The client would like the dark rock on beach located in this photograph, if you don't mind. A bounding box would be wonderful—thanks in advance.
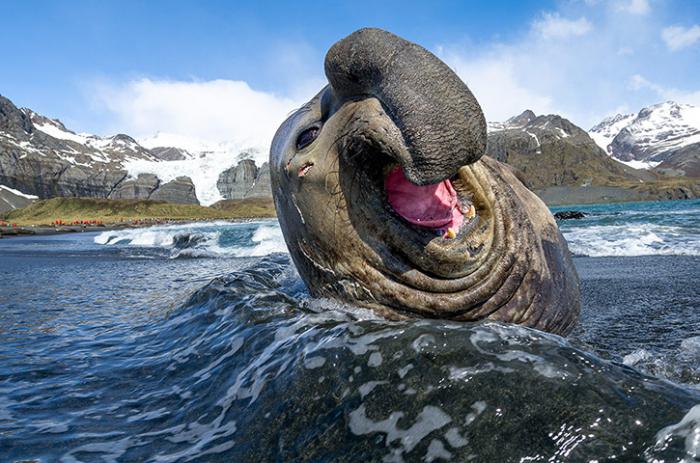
[553,210,587,220]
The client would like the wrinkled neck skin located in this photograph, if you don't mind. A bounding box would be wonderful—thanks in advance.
[270,86,580,335]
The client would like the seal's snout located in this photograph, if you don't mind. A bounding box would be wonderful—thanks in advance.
[325,28,487,185]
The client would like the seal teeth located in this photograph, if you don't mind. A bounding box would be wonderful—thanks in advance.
[466,204,476,219]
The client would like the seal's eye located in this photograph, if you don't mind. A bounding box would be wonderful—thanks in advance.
[296,126,319,150]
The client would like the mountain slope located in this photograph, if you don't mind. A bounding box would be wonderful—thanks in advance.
[487,111,654,188]
[0,92,275,209]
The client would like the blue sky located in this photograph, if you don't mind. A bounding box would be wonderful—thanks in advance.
[1,0,699,147]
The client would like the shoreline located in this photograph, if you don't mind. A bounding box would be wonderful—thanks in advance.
[4,196,697,238]
[0,216,276,239]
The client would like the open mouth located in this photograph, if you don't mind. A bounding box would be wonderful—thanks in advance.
[384,165,468,238]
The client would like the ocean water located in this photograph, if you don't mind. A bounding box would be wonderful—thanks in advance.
[552,199,700,257]
[0,200,698,462]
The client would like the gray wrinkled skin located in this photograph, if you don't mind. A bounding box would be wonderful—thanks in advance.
[270,28,580,335]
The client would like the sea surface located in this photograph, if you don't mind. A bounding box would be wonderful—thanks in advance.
[0,199,699,462]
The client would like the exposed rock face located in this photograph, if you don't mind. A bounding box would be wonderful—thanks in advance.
[0,94,200,206]
[107,174,198,204]
[150,177,199,204]
[590,101,700,176]
[108,174,159,200]
[654,143,700,178]
[217,160,272,200]
[217,160,258,199]
[149,146,191,161]
[247,162,272,198]
[487,110,536,133]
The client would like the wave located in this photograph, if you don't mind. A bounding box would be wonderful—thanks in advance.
[3,255,698,462]
[561,223,700,257]
[91,205,700,259]
[94,221,287,259]
[623,336,700,385]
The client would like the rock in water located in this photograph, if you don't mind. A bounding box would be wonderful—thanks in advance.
[554,210,587,220]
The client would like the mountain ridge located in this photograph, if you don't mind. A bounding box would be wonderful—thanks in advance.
[2,93,699,211]
[0,94,272,208]
[487,109,699,203]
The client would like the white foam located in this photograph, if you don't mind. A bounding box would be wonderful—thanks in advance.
[561,223,700,257]
[93,221,287,258]
[242,225,287,256]
[655,404,700,459]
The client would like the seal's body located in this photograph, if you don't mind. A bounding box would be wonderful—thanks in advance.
[270,29,579,335]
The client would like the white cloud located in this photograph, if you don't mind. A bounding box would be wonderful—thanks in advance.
[437,1,700,128]
[630,74,700,105]
[662,25,700,51]
[629,74,660,92]
[90,78,304,155]
[531,12,592,39]
[616,0,650,15]
[442,52,554,122]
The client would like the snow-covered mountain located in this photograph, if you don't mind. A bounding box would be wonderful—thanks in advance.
[588,113,636,156]
[0,94,271,206]
[589,102,700,175]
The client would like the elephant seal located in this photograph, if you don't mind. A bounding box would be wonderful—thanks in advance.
[270,28,580,335]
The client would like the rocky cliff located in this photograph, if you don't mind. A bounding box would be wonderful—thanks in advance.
[0,185,36,214]
[0,94,201,205]
[216,160,272,200]
[0,93,278,210]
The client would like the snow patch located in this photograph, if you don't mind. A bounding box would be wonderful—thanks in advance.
[617,159,662,170]
[589,113,636,152]
[0,184,38,199]
[34,122,91,145]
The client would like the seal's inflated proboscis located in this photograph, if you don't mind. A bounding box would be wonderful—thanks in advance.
[270,28,580,335]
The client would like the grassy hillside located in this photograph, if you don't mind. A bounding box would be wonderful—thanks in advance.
[2,197,276,226]
[210,197,276,217]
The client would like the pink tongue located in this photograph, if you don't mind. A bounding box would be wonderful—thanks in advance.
[385,166,463,230]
